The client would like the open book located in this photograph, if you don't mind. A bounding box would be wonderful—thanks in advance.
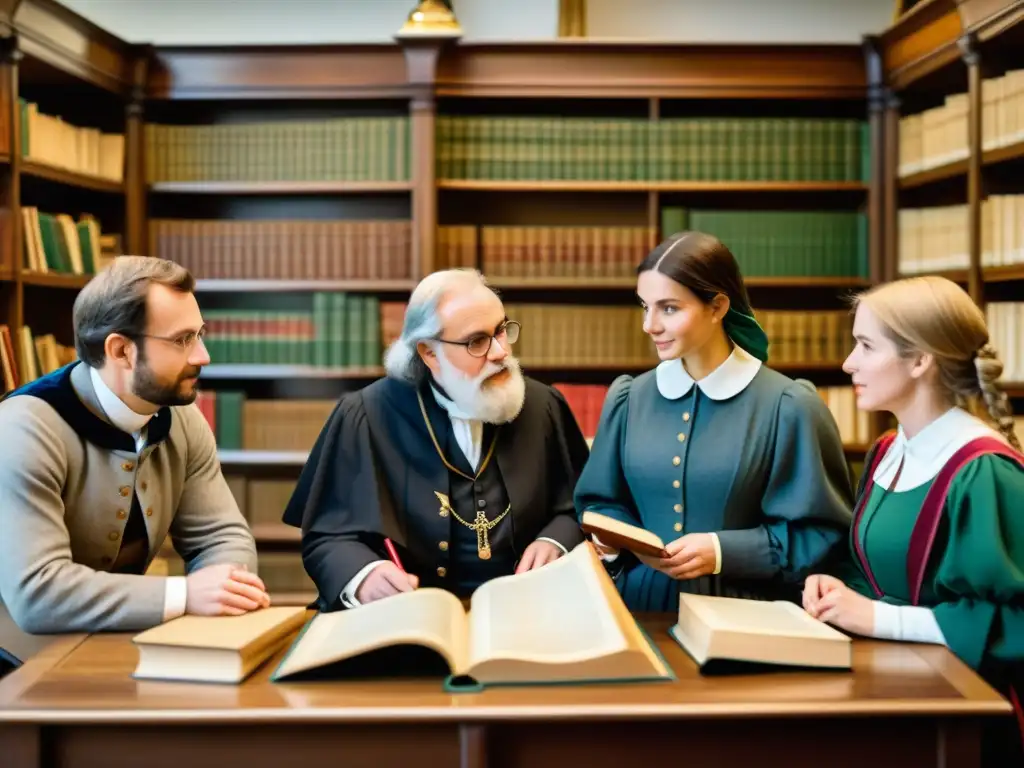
[271,542,674,690]
[580,510,668,558]
[669,593,852,674]
[132,606,308,684]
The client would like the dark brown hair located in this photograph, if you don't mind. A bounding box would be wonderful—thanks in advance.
[637,231,753,315]
[73,256,195,368]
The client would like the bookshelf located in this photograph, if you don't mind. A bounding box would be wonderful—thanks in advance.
[879,0,1024,435]
[0,0,131,403]
[0,1,939,600]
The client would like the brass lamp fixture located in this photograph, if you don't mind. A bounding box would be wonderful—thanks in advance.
[395,0,463,39]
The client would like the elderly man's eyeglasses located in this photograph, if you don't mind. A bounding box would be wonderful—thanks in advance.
[136,327,207,352]
[438,320,520,358]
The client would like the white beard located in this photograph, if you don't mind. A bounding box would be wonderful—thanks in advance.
[434,349,526,424]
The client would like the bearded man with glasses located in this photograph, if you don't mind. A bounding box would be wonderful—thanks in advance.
[0,256,265,649]
[283,268,589,608]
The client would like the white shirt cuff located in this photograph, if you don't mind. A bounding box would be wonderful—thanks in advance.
[163,576,188,622]
[710,532,722,575]
[872,601,948,645]
[590,533,621,561]
[537,537,567,555]
[339,560,386,608]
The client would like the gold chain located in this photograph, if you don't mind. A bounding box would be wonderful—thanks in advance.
[419,390,507,559]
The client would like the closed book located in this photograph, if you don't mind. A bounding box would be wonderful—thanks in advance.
[580,510,668,558]
[132,606,308,684]
[669,593,852,674]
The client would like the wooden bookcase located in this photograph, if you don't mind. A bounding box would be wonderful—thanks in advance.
[21,1,1024,602]
[879,0,1024,408]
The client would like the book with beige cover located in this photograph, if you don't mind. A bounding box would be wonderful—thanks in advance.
[270,542,674,690]
[669,593,853,674]
[580,510,668,558]
[132,606,308,684]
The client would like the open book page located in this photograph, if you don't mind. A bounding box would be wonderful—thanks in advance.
[465,542,628,674]
[274,588,469,679]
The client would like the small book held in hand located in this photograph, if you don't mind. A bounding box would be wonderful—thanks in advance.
[669,593,852,674]
[580,510,669,558]
[132,606,309,684]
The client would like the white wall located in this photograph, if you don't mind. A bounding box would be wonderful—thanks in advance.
[586,0,897,44]
[57,0,895,46]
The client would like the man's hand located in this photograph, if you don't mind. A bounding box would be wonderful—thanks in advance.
[636,533,717,580]
[515,540,564,574]
[355,562,419,604]
[185,563,271,616]
[803,574,875,636]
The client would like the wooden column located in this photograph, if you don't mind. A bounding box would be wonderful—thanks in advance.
[863,36,886,285]
[399,39,452,279]
[124,51,148,256]
[883,92,900,283]
[960,32,984,306]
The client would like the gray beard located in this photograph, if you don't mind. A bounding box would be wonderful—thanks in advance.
[435,351,526,424]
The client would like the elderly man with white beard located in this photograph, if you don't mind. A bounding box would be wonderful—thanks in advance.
[282,269,589,608]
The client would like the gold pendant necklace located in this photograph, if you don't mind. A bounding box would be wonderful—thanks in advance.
[418,390,506,560]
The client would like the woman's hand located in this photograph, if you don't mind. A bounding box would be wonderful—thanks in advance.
[637,533,717,580]
[803,574,875,636]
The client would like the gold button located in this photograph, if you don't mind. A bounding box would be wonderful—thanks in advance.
[108,531,119,541]
[674,504,682,513]
[121,461,134,472]
[674,522,682,532]
[436,566,447,577]
[673,480,680,488]
[119,486,131,497]
[682,412,690,422]
[439,508,448,518]
[116,509,127,520]
[672,456,681,466]
[439,541,448,551]
[677,433,686,442]
[145,507,154,517]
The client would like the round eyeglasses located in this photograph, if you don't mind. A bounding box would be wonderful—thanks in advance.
[437,320,520,358]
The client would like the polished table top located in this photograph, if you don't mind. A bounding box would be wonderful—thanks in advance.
[0,614,1010,724]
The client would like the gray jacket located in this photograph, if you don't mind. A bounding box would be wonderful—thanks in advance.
[0,361,257,634]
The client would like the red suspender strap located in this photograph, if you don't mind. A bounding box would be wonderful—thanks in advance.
[850,430,897,599]
[906,437,1024,606]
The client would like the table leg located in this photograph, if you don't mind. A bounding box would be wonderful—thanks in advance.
[460,724,488,768]
[0,725,40,768]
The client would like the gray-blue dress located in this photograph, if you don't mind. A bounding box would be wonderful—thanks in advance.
[574,350,854,612]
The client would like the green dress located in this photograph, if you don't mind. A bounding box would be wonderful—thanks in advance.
[844,453,1024,672]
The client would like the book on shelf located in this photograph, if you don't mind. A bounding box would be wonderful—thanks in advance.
[669,593,852,674]
[580,511,668,558]
[131,606,309,684]
[19,99,125,183]
[270,541,674,690]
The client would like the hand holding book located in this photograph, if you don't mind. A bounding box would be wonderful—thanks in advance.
[638,533,718,580]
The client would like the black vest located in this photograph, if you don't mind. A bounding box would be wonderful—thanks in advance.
[444,423,517,596]
[112,487,150,574]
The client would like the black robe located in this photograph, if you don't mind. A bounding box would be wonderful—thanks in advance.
[281,374,589,610]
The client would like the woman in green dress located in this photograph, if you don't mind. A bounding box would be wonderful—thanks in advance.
[802,275,1024,764]
[574,231,854,613]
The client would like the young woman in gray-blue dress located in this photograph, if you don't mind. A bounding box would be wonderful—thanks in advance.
[574,231,855,613]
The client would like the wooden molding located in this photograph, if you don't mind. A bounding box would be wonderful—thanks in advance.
[880,0,963,89]
[13,0,131,93]
[435,42,867,99]
[147,45,411,100]
[955,0,1024,39]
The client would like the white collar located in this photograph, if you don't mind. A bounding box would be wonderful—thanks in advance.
[655,345,762,401]
[429,382,478,423]
[873,406,1006,491]
[89,366,153,436]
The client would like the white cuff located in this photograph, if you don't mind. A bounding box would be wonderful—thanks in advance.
[339,560,386,608]
[710,532,722,575]
[591,533,621,562]
[163,576,188,622]
[872,601,948,645]
[537,537,568,555]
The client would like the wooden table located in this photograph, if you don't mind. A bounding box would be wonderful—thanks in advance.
[0,615,1010,768]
